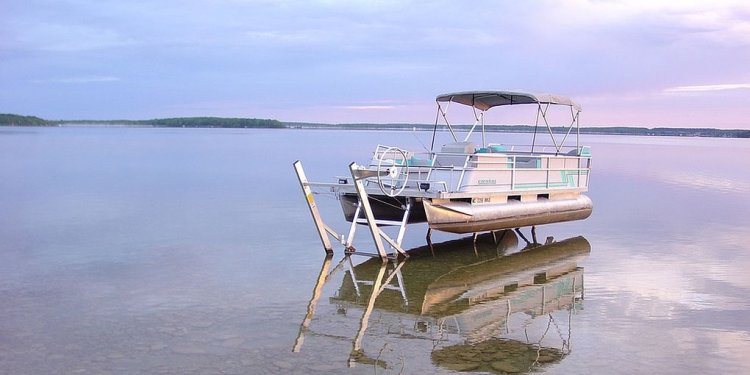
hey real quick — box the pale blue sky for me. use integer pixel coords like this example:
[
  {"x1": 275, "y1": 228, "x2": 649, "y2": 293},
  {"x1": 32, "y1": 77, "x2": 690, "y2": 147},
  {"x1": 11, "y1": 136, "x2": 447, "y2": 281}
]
[{"x1": 2, "y1": 0, "x2": 749, "y2": 128}]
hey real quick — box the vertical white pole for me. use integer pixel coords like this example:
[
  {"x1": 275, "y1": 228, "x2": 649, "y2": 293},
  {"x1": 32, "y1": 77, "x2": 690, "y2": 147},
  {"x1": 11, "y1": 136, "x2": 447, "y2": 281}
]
[
  {"x1": 346, "y1": 202, "x2": 362, "y2": 249},
  {"x1": 395, "y1": 199, "x2": 412, "y2": 246},
  {"x1": 349, "y1": 163, "x2": 388, "y2": 259}
]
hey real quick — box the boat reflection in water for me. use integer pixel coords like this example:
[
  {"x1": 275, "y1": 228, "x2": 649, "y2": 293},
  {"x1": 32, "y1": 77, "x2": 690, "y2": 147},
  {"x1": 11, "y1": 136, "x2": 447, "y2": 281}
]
[{"x1": 293, "y1": 231, "x2": 590, "y2": 373}]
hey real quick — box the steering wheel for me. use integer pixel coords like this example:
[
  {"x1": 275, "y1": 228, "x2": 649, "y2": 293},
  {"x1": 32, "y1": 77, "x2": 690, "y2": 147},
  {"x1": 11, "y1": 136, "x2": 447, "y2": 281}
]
[{"x1": 376, "y1": 147, "x2": 410, "y2": 197}]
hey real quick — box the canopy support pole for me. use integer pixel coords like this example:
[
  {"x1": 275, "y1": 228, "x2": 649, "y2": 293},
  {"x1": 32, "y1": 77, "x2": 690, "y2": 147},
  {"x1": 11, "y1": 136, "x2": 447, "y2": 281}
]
[{"x1": 437, "y1": 100, "x2": 458, "y2": 142}]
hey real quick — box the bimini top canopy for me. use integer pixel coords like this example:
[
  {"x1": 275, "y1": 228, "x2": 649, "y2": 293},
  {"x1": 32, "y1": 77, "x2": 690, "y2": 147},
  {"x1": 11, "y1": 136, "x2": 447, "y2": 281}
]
[{"x1": 436, "y1": 90, "x2": 581, "y2": 112}]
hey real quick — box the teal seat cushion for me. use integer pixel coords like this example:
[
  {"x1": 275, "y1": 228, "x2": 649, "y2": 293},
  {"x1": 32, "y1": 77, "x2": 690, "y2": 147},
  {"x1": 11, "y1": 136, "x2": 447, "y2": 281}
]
[{"x1": 407, "y1": 156, "x2": 433, "y2": 167}]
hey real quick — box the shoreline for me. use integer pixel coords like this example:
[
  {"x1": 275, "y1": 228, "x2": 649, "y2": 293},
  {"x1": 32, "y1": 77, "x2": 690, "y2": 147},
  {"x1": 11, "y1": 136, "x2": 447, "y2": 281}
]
[{"x1": 2, "y1": 123, "x2": 748, "y2": 139}]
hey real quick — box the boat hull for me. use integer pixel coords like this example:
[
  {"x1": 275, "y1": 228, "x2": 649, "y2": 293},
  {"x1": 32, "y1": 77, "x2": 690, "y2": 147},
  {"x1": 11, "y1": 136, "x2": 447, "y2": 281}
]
[
  {"x1": 423, "y1": 195, "x2": 592, "y2": 234},
  {"x1": 340, "y1": 193, "x2": 428, "y2": 224}
]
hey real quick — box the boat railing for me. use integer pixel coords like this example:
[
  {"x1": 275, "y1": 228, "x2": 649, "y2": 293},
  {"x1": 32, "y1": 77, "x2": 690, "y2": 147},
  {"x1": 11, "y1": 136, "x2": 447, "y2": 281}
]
[
  {"x1": 466, "y1": 153, "x2": 591, "y2": 192},
  {"x1": 486, "y1": 143, "x2": 589, "y2": 155},
  {"x1": 366, "y1": 144, "x2": 590, "y2": 195}
]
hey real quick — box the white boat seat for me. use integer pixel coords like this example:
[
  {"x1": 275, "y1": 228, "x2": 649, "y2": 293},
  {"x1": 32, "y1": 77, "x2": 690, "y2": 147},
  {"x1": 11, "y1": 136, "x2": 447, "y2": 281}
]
[{"x1": 435, "y1": 142, "x2": 475, "y2": 167}]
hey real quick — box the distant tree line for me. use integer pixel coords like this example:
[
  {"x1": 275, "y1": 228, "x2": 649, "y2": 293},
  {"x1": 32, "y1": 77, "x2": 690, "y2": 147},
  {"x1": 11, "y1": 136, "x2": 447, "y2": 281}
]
[
  {"x1": 1, "y1": 113, "x2": 748, "y2": 138},
  {"x1": 0, "y1": 114, "x2": 282, "y2": 128},
  {"x1": 291, "y1": 122, "x2": 750, "y2": 138},
  {"x1": 57, "y1": 117, "x2": 284, "y2": 128},
  {"x1": 141, "y1": 117, "x2": 284, "y2": 128},
  {"x1": 579, "y1": 126, "x2": 750, "y2": 138},
  {"x1": 0, "y1": 114, "x2": 50, "y2": 126}
]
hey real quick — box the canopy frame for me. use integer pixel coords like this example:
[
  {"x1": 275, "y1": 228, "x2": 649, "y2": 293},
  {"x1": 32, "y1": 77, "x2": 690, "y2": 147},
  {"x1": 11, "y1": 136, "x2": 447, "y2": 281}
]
[{"x1": 432, "y1": 90, "x2": 582, "y2": 154}]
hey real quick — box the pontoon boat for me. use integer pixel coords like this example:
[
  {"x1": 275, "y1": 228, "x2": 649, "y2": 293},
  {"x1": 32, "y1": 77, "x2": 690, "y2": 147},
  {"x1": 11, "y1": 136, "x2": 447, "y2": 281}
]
[{"x1": 294, "y1": 90, "x2": 592, "y2": 258}]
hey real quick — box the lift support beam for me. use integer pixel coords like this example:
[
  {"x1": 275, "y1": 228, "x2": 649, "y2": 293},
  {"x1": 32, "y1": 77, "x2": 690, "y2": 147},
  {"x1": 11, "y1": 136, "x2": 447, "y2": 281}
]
[{"x1": 293, "y1": 160, "x2": 408, "y2": 260}]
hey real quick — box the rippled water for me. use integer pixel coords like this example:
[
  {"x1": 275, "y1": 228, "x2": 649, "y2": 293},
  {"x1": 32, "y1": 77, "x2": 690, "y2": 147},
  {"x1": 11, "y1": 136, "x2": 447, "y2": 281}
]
[{"x1": 0, "y1": 127, "x2": 748, "y2": 374}]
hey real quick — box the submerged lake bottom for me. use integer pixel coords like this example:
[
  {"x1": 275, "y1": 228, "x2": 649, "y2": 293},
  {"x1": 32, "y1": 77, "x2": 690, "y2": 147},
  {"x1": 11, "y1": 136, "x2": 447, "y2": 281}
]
[{"x1": 0, "y1": 127, "x2": 749, "y2": 374}]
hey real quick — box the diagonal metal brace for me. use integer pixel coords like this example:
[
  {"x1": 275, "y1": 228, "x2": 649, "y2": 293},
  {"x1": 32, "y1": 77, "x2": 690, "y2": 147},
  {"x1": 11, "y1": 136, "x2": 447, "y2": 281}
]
[
  {"x1": 294, "y1": 160, "x2": 342, "y2": 253},
  {"x1": 348, "y1": 162, "x2": 408, "y2": 260}
]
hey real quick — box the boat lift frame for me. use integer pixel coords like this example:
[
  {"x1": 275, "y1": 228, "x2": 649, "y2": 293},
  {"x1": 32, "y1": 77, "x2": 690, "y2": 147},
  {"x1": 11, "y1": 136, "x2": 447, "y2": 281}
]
[{"x1": 294, "y1": 160, "x2": 409, "y2": 260}]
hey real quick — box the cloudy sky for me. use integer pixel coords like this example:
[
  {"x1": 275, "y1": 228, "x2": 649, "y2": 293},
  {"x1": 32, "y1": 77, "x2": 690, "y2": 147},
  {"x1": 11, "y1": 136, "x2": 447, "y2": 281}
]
[{"x1": 2, "y1": 0, "x2": 750, "y2": 128}]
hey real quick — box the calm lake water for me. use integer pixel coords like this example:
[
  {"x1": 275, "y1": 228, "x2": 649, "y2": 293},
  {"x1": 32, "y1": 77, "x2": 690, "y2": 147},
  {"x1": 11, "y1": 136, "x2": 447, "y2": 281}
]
[{"x1": 1, "y1": 127, "x2": 749, "y2": 374}]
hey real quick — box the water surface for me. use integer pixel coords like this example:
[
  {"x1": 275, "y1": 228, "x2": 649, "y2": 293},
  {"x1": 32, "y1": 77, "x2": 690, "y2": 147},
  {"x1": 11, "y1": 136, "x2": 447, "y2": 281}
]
[{"x1": 0, "y1": 127, "x2": 748, "y2": 374}]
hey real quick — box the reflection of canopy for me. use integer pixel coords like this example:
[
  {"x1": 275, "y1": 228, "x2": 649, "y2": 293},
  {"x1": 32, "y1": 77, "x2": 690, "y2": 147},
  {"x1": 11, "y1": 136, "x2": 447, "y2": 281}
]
[
  {"x1": 432, "y1": 337, "x2": 566, "y2": 373},
  {"x1": 436, "y1": 90, "x2": 582, "y2": 112}
]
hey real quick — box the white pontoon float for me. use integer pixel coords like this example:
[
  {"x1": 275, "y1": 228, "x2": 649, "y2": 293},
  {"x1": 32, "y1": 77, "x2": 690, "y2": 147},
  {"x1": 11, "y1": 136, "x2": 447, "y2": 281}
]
[{"x1": 294, "y1": 90, "x2": 592, "y2": 259}]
